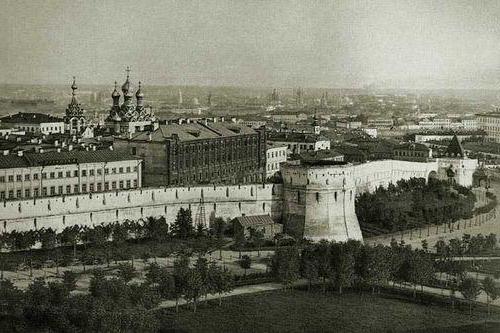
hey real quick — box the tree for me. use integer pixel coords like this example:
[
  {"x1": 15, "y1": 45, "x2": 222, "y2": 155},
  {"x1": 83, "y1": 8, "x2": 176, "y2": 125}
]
[
  {"x1": 234, "y1": 231, "x2": 246, "y2": 259},
  {"x1": 302, "y1": 256, "x2": 319, "y2": 291},
  {"x1": 89, "y1": 269, "x2": 106, "y2": 297},
  {"x1": 207, "y1": 262, "x2": 233, "y2": 306},
  {"x1": 173, "y1": 255, "x2": 190, "y2": 312},
  {"x1": 59, "y1": 225, "x2": 81, "y2": 259},
  {"x1": 0, "y1": 279, "x2": 24, "y2": 316},
  {"x1": 211, "y1": 217, "x2": 226, "y2": 259},
  {"x1": 247, "y1": 227, "x2": 265, "y2": 257},
  {"x1": 330, "y1": 243, "x2": 355, "y2": 294},
  {"x1": 172, "y1": 208, "x2": 194, "y2": 239},
  {"x1": 62, "y1": 271, "x2": 78, "y2": 292},
  {"x1": 184, "y1": 269, "x2": 203, "y2": 312},
  {"x1": 145, "y1": 262, "x2": 162, "y2": 285},
  {"x1": 271, "y1": 247, "x2": 300, "y2": 290},
  {"x1": 482, "y1": 276, "x2": 499, "y2": 316},
  {"x1": 129, "y1": 283, "x2": 161, "y2": 309},
  {"x1": 459, "y1": 277, "x2": 482, "y2": 317},
  {"x1": 116, "y1": 263, "x2": 136, "y2": 283},
  {"x1": 239, "y1": 255, "x2": 252, "y2": 276}
]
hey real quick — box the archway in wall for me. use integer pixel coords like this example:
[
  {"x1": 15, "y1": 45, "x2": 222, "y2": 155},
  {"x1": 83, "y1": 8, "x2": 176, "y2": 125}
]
[{"x1": 427, "y1": 170, "x2": 438, "y2": 182}]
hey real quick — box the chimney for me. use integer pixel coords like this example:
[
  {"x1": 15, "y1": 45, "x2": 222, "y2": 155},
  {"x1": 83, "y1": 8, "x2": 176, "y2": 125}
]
[
  {"x1": 186, "y1": 118, "x2": 191, "y2": 124},
  {"x1": 231, "y1": 117, "x2": 237, "y2": 123},
  {"x1": 92, "y1": 146, "x2": 96, "y2": 151},
  {"x1": 17, "y1": 151, "x2": 23, "y2": 157},
  {"x1": 39, "y1": 149, "x2": 44, "y2": 153},
  {"x1": 148, "y1": 133, "x2": 152, "y2": 141},
  {"x1": 109, "y1": 146, "x2": 114, "y2": 151},
  {"x1": 220, "y1": 117, "x2": 225, "y2": 122},
  {"x1": 213, "y1": 117, "x2": 217, "y2": 123},
  {"x1": 3, "y1": 150, "x2": 9, "y2": 156},
  {"x1": 178, "y1": 118, "x2": 183, "y2": 125},
  {"x1": 54, "y1": 140, "x2": 59, "y2": 146},
  {"x1": 68, "y1": 145, "x2": 73, "y2": 151},
  {"x1": 57, "y1": 148, "x2": 61, "y2": 153}
]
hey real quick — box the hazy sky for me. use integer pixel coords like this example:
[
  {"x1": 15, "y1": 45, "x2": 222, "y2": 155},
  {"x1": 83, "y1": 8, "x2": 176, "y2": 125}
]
[{"x1": 1, "y1": 0, "x2": 500, "y2": 89}]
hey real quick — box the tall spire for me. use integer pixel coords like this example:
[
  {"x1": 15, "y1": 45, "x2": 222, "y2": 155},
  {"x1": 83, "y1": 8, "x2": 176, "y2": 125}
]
[
  {"x1": 122, "y1": 66, "x2": 132, "y2": 95},
  {"x1": 136, "y1": 81, "x2": 144, "y2": 108},
  {"x1": 112, "y1": 81, "x2": 120, "y2": 107},
  {"x1": 70, "y1": 76, "x2": 78, "y2": 104}
]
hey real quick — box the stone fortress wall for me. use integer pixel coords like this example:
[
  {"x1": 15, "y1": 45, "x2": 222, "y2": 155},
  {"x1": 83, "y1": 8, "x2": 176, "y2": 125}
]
[
  {"x1": 281, "y1": 158, "x2": 478, "y2": 242},
  {"x1": 0, "y1": 158, "x2": 478, "y2": 242},
  {"x1": 0, "y1": 184, "x2": 282, "y2": 233}
]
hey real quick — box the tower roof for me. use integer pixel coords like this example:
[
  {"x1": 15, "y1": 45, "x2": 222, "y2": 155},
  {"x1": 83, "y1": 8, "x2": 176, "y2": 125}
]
[
  {"x1": 135, "y1": 81, "x2": 144, "y2": 98},
  {"x1": 112, "y1": 81, "x2": 120, "y2": 97},
  {"x1": 445, "y1": 135, "x2": 466, "y2": 157},
  {"x1": 121, "y1": 66, "x2": 131, "y2": 93}
]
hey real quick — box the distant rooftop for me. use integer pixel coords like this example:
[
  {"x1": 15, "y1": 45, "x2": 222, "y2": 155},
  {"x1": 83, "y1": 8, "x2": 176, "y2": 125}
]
[
  {"x1": 268, "y1": 132, "x2": 328, "y2": 143},
  {"x1": 0, "y1": 149, "x2": 139, "y2": 169},
  {"x1": 0, "y1": 112, "x2": 64, "y2": 124}
]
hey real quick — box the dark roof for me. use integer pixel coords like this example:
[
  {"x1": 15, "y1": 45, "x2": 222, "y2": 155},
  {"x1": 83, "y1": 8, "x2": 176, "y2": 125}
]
[
  {"x1": 0, "y1": 149, "x2": 139, "y2": 169},
  {"x1": 445, "y1": 135, "x2": 465, "y2": 157},
  {"x1": 394, "y1": 143, "x2": 430, "y2": 152},
  {"x1": 268, "y1": 132, "x2": 328, "y2": 143},
  {"x1": 0, "y1": 112, "x2": 64, "y2": 124},
  {"x1": 121, "y1": 121, "x2": 258, "y2": 143},
  {"x1": 234, "y1": 214, "x2": 275, "y2": 227}
]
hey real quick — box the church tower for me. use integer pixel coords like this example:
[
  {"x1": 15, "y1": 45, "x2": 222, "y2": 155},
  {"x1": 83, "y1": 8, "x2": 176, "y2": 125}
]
[{"x1": 64, "y1": 76, "x2": 86, "y2": 134}]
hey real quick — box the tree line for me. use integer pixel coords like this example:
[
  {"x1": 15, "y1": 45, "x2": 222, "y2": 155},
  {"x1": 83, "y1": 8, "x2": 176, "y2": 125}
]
[
  {"x1": 270, "y1": 239, "x2": 499, "y2": 316},
  {"x1": 356, "y1": 177, "x2": 476, "y2": 232},
  {"x1": 0, "y1": 255, "x2": 233, "y2": 332}
]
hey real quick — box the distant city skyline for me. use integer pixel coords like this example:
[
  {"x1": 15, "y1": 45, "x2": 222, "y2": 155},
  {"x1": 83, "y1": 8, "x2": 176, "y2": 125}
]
[{"x1": 1, "y1": 0, "x2": 500, "y2": 89}]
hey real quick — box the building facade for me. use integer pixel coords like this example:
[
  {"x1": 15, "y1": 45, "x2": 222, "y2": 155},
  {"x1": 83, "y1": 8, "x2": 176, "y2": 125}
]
[
  {"x1": 115, "y1": 118, "x2": 266, "y2": 186},
  {"x1": 477, "y1": 113, "x2": 500, "y2": 142},
  {"x1": 0, "y1": 148, "x2": 142, "y2": 200},
  {"x1": 266, "y1": 143, "x2": 287, "y2": 178},
  {"x1": 0, "y1": 113, "x2": 65, "y2": 135},
  {"x1": 267, "y1": 132, "x2": 330, "y2": 155}
]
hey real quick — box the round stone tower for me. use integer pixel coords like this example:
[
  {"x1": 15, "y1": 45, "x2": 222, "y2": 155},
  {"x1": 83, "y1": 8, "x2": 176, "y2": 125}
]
[{"x1": 281, "y1": 161, "x2": 363, "y2": 242}]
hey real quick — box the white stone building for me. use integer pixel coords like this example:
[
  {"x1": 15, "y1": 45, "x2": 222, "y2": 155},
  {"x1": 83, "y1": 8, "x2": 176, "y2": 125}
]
[
  {"x1": 0, "y1": 112, "x2": 65, "y2": 135},
  {"x1": 0, "y1": 148, "x2": 142, "y2": 200},
  {"x1": 266, "y1": 143, "x2": 287, "y2": 178}
]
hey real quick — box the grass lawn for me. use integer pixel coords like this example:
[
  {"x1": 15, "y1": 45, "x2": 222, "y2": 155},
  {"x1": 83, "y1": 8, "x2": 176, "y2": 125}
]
[{"x1": 159, "y1": 289, "x2": 500, "y2": 333}]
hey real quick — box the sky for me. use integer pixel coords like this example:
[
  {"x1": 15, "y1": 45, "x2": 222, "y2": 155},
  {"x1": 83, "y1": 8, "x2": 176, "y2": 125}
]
[{"x1": 1, "y1": 0, "x2": 500, "y2": 89}]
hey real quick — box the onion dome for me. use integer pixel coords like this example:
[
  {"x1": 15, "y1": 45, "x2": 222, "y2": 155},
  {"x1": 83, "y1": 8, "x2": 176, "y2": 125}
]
[
  {"x1": 135, "y1": 81, "x2": 144, "y2": 98},
  {"x1": 121, "y1": 66, "x2": 131, "y2": 94},
  {"x1": 112, "y1": 81, "x2": 120, "y2": 98}
]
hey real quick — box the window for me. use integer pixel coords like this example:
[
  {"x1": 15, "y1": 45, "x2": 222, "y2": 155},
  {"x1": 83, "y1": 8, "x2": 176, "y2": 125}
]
[
  {"x1": 89, "y1": 183, "x2": 94, "y2": 192},
  {"x1": 16, "y1": 190, "x2": 21, "y2": 198},
  {"x1": 8, "y1": 190, "x2": 14, "y2": 198},
  {"x1": 42, "y1": 173, "x2": 47, "y2": 179},
  {"x1": 50, "y1": 186, "x2": 55, "y2": 195},
  {"x1": 131, "y1": 147, "x2": 137, "y2": 155},
  {"x1": 8, "y1": 175, "x2": 14, "y2": 182},
  {"x1": 0, "y1": 176, "x2": 4, "y2": 183},
  {"x1": 58, "y1": 171, "x2": 63, "y2": 178},
  {"x1": 74, "y1": 185, "x2": 79, "y2": 193},
  {"x1": 24, "y1": 174, "x2": 30, "y2": 181},
  {"x1": 133, "y1": 166, "x2": 137, "y2": 172},
  {"x1": 112, "y1": 168, "x2": 116, "y2": 174},
  {"x1": 112, "y1": 181, "x2": 116, "y2": 190},
  {"x1": 126, "y1": 166, "x2": 131, "y2": 173},
  {"x1": 0, "y1": 191, "x2": 5, "y2": 199},
  {"x1": 16, "y1": 175, "x2": 21, "y2": 182},
  {"x1": 33, "y1": 188, "x2": 39, "y2": 197},
  {"x1": 82, "y1": 184, "x2": 87, "y2": 192},
  {"x1": 50, "y1": 172, "x2": 55, "y2": 179},
  {"x1": 97, "y1": 183, "x2": 102, "y2": 191},
  {"x1": 33, "y1": 173, "x2": 39, "y2": 180},
  {"x1": 42, "y1": 187, "x2": 47, "y2": 196},
  {"x1": 104, "y1": 168, "x2": 109, "y2": 174},
  {"x1": 58, "y1": 186, "x2": 63, "y2": 194},
  {"x1": 66, "y1": 171, "x2": 71, "y2": 177},
  {"x1": 97, "y1": 169, "x2": 102, "y2": 176},
  {"x1": 104, "y1": 182, "x2": 109, "y2": 190},
  {"x1": 126, "y1": 180, "x2": 130, "y2": 188},
  {"x1": 74, "y1": 170, "x2": 78, "y2": 177},
  {"x1": 119, "y1": 167, "x2": 123, "y2": 173},
  {"x1": 119, "y1": 180, "x2": 123, "y2": 189},
  {"x1": 66, "y1": 185, "x2": 71, "y2": 194},
  {"x1": 90, "y1": 170, "x2": 94, "y2": 176},
  {"x1": 82, "y1": 170, "x2": 87, "y2": 177},
  {"x1": 25, "y1": 189, "x2": 30, "y2": 197}
]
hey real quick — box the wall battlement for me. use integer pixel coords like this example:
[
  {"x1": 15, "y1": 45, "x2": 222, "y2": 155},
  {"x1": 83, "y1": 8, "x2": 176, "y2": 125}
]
[
  {"x1": 0, "y1": 184, "x2": 282, "y2": 233},
  {"x1": 0, "y1": 158, "x2": 478, "y2": 242}
]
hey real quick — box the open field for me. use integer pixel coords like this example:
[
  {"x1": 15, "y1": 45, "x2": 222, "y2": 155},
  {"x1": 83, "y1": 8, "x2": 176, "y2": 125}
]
[{"x1": 159, "y1": 289, "x2": 500, "y2": 333}]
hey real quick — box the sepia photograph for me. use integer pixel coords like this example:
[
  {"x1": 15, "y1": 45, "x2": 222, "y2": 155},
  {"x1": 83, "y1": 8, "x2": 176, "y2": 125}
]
[{"x1": 0, "y1": 0, "x2": 499, "y2": 332}]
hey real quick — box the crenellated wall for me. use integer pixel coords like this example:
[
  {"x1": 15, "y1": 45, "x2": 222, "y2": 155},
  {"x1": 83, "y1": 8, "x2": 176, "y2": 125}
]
[
  {"x1": 0, "y1": 184, "x2": 282, "y2": 233},
  {"x1": 281, "y1": 158, "x2": 477, "y2": 242}
]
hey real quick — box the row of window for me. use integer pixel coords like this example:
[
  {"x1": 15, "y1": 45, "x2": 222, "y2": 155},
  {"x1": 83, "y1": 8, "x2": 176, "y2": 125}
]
[
  {"x1": 19, "y1": 125, "x2": 64, "y2": 133},
  {"x1": 0, "y1": 180, "x2": 138, "y2": 200},
  {"x1": 0, "y1": 166, "x2": 138, "y2": 183},
  {"x1": 267, "y1": 150, "x2": 286, "y2": 159}
]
